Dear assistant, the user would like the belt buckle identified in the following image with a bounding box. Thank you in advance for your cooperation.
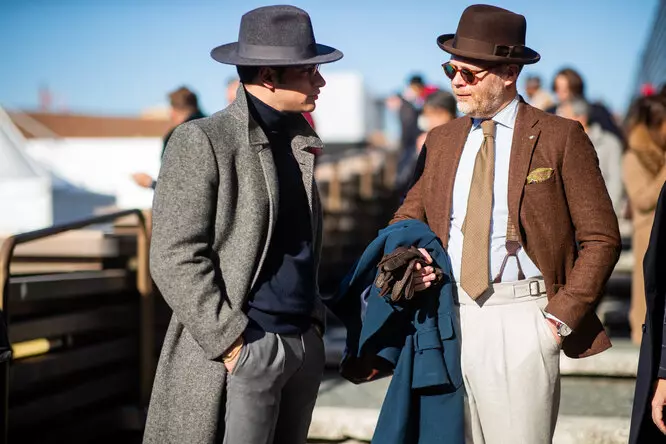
[529,280,540,296]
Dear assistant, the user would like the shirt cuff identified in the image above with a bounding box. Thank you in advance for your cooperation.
[544,312,571,330]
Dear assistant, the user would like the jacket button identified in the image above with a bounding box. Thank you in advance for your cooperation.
[642,324,647,333]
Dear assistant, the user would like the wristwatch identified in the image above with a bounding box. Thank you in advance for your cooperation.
[548,317,573,338]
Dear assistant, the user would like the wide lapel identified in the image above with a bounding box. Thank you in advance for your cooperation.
[229,88,277,224]
[507,102,540,244]
[429,117,472,248]
[228,87,277,288]
[252,143,278,289]
[289,115,324,245]
[240,93,280,238]
[256,148,278,230]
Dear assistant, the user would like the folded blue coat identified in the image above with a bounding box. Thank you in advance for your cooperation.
[329,219,464,444]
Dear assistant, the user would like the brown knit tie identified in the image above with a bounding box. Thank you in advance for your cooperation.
[461,119,496,300]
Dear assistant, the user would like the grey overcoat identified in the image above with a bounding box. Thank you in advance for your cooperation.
[143,87,325,443]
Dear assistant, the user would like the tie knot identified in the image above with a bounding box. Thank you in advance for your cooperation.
[481,119,496,138]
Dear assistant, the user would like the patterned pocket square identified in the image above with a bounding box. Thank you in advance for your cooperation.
[526,167,554,184]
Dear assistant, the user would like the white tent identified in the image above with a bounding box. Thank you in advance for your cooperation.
[0,106,52,235]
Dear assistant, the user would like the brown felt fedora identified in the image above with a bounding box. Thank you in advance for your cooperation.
[437,4,540,65]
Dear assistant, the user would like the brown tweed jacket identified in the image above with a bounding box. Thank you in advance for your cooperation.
[392,101,621,358]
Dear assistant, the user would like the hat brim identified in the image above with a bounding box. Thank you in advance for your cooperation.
[437,34,540,65]
[210,42,343,66]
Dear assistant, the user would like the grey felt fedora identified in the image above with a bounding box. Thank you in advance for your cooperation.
[211,5,343,66]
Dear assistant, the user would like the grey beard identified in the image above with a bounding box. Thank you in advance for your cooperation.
[456,86,505,119]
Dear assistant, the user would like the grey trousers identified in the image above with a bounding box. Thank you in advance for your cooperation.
[223,326,325,444]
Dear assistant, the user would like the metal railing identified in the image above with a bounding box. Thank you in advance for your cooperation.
[0,209,154,443]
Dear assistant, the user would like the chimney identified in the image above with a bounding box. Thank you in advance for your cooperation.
[39,85,52,112]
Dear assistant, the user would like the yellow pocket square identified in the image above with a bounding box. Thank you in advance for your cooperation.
[526,167,554,184]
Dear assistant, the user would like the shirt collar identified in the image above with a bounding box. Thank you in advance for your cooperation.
[472,95,520,130]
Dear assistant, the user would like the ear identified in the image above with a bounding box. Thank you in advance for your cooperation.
[503,64,520,87]
[258,67,276,91]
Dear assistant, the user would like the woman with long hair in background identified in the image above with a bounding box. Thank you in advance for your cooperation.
[623,91,666,345]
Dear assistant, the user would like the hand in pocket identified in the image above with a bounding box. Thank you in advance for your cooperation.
[544,319,562,347]
[222,336,244,373]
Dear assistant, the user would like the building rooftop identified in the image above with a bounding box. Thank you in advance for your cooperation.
[7,111,171,139]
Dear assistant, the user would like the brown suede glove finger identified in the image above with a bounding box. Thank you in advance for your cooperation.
[375,246,444,302]
[392,258,418,301]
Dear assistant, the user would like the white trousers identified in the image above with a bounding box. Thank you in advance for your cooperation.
[456,280,561,444]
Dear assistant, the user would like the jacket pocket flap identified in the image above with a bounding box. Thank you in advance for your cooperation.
[414,328,441,352]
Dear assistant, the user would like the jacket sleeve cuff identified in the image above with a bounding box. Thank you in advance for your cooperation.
[544,287,588,331]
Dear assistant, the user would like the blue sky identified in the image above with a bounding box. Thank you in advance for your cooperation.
[0,0,659,116]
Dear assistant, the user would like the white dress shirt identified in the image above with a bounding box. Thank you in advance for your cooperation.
[448,96,542,284]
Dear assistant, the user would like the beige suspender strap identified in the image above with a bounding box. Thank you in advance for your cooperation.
[506,215,520,243]
[492,215,525,283]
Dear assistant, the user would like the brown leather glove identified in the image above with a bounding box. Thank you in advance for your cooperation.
[374,246,443,302]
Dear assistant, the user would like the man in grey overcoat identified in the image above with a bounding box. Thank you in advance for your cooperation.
[143,6,342,444]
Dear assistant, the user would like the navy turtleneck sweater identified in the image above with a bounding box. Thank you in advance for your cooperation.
[244,90,316,334]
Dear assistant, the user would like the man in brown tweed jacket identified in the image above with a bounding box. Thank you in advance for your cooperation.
[400,5,621,443]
